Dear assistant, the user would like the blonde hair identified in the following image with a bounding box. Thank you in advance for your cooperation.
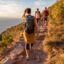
[22,10,26,21]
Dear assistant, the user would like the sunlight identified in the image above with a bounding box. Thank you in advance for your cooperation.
[0,0,56,18]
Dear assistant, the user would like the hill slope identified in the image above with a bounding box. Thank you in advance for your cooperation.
[43,0,64,64]
[0,23,23,60]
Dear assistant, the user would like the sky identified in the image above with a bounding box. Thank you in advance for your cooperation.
[0,0,57,18]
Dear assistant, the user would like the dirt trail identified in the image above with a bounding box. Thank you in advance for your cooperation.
[13,26,48,64]
[0,25,48,64]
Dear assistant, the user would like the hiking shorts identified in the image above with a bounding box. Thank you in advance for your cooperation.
[36,18,41,26]
[23,31,35,44]
[44,16,48,22]
[26,43,34,50]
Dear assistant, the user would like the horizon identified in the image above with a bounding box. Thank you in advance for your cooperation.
[0,0,57,18]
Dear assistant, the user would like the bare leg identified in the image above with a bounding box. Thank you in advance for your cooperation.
[25,44,29,59]
[29,43,31,51]
[29,43,34,51]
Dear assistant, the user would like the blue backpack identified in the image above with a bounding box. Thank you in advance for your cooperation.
[25,15,35,34]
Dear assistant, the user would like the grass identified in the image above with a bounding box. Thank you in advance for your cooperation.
[43,0,64,64]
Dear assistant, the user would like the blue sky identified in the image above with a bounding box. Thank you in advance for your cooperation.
[0,0,56,18]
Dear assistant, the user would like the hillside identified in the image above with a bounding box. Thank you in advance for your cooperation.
[0,23,24,60]
[43,0,64,64]
[0,0,64,64]
[0,21,48,64]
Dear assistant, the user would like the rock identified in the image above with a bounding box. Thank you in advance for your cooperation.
[0,57,15,64]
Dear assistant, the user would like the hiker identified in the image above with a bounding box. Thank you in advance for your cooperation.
[35,8,41,36]
[42,7,49,32]
[22,8,38,59]
[35,8,41,26]
[43,7,49,26]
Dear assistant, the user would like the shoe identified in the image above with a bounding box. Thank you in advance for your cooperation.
[26,55,29,60]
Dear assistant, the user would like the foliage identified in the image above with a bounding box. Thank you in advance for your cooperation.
[44,1,64,64]
[0,23,23,53]
[45,0,64,44]
[2,34,13,47]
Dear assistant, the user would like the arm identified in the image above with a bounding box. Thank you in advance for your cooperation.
[34,18,38,32]
[39,11,41,18]
[21,15,26,29]
[35,11,36,17]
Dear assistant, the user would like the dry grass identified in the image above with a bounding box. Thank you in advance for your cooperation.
[43,1,64,64]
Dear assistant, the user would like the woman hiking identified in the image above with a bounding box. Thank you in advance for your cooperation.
[35,8,41,36]
[35,8,41,26]
[22,8,38,59]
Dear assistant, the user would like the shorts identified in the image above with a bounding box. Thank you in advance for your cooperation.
[36,18,41,26]
[36,18,40,23]
[26,43,34,50]
[23,31,35,44]
[44,16,48,22]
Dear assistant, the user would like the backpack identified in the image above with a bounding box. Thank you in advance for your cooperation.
[25,15,35,34]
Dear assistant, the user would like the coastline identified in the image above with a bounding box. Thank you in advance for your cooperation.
[0,18,21,34]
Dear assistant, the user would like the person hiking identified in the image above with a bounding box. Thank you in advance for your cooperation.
[35,8,41,25]
[22,8,38,59]
[43,7,49,26]
[35,8,41,36]
[42,7,49,32]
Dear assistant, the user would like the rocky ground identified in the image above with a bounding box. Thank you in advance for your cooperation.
[0,25,48,64]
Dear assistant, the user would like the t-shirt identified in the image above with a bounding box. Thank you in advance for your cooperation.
[44,10,49,16]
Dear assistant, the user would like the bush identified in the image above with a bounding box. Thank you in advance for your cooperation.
[43,1,64,64]
[2,34,13,47]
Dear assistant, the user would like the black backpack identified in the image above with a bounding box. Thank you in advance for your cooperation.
[25,15,35,34]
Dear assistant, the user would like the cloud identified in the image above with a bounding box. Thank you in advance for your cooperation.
[33,0,47,11]
[34,1,41,6]
[0,0,25,18]
[0,0,57,18]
